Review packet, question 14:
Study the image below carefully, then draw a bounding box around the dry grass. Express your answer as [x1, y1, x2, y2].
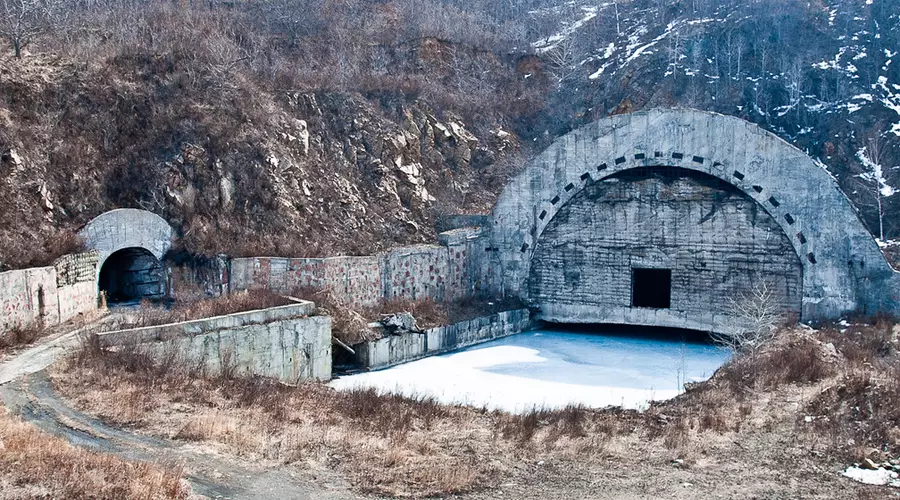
[294, 287, 525, 346]
[90, 289, 297, 334]
[0, 406, 190, 499]
[57, 336, 634, 497]
[50, 322, 900, 498]
[0, 324, 43, 352]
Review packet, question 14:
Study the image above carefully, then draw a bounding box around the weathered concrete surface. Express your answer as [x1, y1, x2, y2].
[354, 309, 531, 370]
[97, 301, 331, 383]
[79, 209, 175, 265]
[488, 109, 900, 323]
[230, 229, 489, 307]
[0, 252, 99, 333]
[529, 172, 803, 334]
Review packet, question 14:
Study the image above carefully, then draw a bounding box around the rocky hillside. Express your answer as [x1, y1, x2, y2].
[0, 1, 548, 270]
[0, 0, 898, 270]
[527, 0, 900, 243]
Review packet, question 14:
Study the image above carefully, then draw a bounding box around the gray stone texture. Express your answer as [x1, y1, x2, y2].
[355, 309, 532, 370]
[0, 252, 99, 332]
[79, 208, 175, 266]
[529, 173, 803, 333]
[487, 109, 900, 323]
[96, 301, 331, 383]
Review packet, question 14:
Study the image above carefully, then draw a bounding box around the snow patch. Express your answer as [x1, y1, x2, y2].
[857, 147, 896, 197]
[842, 466, 900, 487]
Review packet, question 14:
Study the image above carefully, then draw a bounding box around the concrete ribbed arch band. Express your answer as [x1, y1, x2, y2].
[79, 209, 174, 264]
[488, 109, 900, 324]
[78, 209, 175, 302]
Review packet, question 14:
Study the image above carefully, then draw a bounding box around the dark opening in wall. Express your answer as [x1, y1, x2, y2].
[98, 247, 165, 304]
[631, 268, 672, 309]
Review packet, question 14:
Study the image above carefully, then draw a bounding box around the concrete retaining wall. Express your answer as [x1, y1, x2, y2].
[96, 301, 331, 383]
[0, 252, 99, 332]
[230, 227, 490, 306]
[354, 309, 531, 370]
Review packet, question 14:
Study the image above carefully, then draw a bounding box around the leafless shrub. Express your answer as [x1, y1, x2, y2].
[338, 387, 447, 437]
[0, 229, 85, 271]
[717, 333, 835, 393]
[0, 324, 43, 351]
[805, 365, 900, 459]
[820, 318, 895, 367]
[713, 281, 789, 353]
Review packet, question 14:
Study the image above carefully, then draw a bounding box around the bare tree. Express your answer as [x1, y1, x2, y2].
[855, 125, 895, 241]
[714, 281, 786, 353]
[0, 0, 61, 58]
[545, 34, 580, 86]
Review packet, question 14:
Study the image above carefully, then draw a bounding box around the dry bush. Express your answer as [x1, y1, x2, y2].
[717, 332, 835, 393]
[0, 406, 189, 499]
[173, 289, 294, 321]
[372, 297, 449, 328]
[0, 324, 43, 351]
[820, 317, 895, 367]
[0, 229, 86, 271]
[336, 387, 448, 437]
[90, 290, 297, 334]
[805, 364, 900, 458]
[296, 286, 526, 346]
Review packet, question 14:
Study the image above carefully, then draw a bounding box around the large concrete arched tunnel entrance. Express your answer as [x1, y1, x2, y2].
[98, 247, 165, 304]
[527, 166, 804, 333]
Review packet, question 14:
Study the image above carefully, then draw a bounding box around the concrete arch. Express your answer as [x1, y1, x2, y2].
[79, 209, 174, 302]
[488, 109, 900, 323]
[79, 209, 174, 263]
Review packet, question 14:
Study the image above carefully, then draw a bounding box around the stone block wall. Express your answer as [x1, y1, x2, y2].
[354, 309, 531, 370]
[529, 173, 803, 333]
[96, 301, 331, 383]
[0, 252, 99, 333]
[230, 227, 492, 306]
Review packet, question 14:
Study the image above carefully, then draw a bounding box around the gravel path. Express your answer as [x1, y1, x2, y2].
[0, 328, 360, 500]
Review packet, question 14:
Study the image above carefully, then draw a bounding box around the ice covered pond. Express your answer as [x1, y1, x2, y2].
[330, 326, 731, 413]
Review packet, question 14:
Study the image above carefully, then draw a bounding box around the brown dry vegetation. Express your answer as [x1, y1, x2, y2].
[295, 287, 525, 345]
[0, 0, 548, 271]
[0, 405, 190, 499]
[49, 321, 900, 498]
[90, 289, 297, 333]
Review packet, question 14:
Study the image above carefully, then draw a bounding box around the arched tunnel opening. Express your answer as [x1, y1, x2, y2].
[98, 247, 165, 304]
[528, 165, 804, 332]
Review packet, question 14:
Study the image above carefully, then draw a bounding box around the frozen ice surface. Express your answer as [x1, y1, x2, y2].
[330, 328, 730, 413]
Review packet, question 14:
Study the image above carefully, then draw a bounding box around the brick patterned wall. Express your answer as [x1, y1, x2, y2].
[529, 174, 803, 320]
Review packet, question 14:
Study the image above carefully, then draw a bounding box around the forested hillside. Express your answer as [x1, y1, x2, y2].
[0, 0, 897, 270]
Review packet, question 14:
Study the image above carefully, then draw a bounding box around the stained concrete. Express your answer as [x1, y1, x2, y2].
[529, 170, 803, 333]
[96, 301, 331, 383]
[0, 252, 99, 332]
[488, 109, 900, 324]
[354, 309, 532, 370]
[79, 209, 174, 265]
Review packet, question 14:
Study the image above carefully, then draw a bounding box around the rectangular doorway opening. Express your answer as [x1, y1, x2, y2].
[631, 268, 672, 309]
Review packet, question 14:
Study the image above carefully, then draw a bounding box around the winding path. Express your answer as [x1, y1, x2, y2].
[0, 328, 357, 500]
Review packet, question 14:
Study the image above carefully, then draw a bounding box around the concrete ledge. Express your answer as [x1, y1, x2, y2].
[355, 309, 532, 370]
[535, 302, 741, 335]
[94, 300, 331, 383]
[96, 301, 316, 347]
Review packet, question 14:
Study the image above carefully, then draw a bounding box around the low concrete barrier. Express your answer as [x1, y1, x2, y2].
[95, 301, 331, 383]
[0, 252, 99, 333]
[355, 309, 531, 370]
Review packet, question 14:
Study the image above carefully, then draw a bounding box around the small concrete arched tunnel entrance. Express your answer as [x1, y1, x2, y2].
[98, 248, 165, 304]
